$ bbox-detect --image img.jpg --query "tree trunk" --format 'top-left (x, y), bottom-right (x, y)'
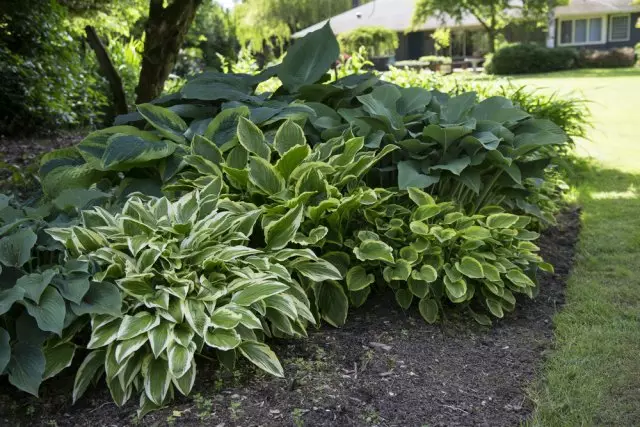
top-left (135, 0), bottom-right (202, 104)
top-left (85, 25), bottom-right (128, 115)
top-left (488, 31), bottom-right (496, 53)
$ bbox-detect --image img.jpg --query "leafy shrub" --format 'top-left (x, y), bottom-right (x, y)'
top-left (486, 43), bottom-right (579, 75)
top-left (419, 55), bottom-right (452, 65)
top-left (338, 26), bottom-right (399, 58)
top-left (578, 47), bottom-right (636, 68)
top-left (0, 191), bottom-right (120, 396)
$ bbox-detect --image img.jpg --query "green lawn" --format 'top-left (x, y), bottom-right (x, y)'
top-left (480, 68), bottom-right (640, 426)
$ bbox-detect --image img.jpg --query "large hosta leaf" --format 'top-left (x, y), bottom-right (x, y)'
top-left (0, 228), bottom-right (37, 267)
top-left (7, 342), bottom-right (45, 396)
top-left (278, 22), bottom-right (340, 92)
top-left (137, 103), bottom-right (187, 143)
top-left (398, 160), bottom-right (439, 190)
top-left (313, 281), bottom-right (348, 327)
top-left (99, 134), bottom-right (177, 171)
top-left (24, 287), bottom-right (66, 335)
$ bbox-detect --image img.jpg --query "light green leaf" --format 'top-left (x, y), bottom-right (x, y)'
top-left (457, 257), bottom-right (485, 279)
top-left (205, 328), bottom-right (241, 351)
top-left (354, 240), bottom-right (394, 264)
top-left (407, 187), bottom-right (435, 206)
top-left (460, 226), bottom-right (491, 240)
top-left (0, 228), bottom-right (37, 267)
top-left (238, 117), bottom-right (270, 160)
top-left (346, 266), bottom-right (374, 292)
top-left (506, 269), bottom-right (535, 288)
top-left (248, 156), bottom-right (285, 195)
top-left (418, 298), bottom-right (439, 323)
top-left (486, 213), bottom-right (520, 229)
top-left (274, 119), bottom-right (306, 155)
top-left (412, 265), bottom-right (437, 283)
top-left (264, 204), bottom-right (304, 250)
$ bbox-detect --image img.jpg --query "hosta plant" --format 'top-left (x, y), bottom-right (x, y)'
top-left (47, 183), bottom-right (341, 415)
top-left (0, 192), bottom-right (120, 396)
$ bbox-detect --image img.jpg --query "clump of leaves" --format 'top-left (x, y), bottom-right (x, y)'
top-left (0, 192), bottom-right (120, 396)
top-left (48, 183), bottom-right (342, 415)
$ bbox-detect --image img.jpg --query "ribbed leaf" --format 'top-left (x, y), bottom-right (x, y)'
top-left (238, 341), bottom-right (283, 377)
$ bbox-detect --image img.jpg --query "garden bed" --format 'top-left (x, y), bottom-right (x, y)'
top-left (0, 206), bottom-right (579, 427)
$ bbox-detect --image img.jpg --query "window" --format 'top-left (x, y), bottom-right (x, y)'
top-left (558, 16), bottom-right (605, 45)
top-left (609, 14), bottom-right (630, 42)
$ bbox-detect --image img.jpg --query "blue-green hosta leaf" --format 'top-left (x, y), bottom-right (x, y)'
top-left (137, 103), bottom-right (187, 143)
top-left (278, 21), bottom-right (339, 92)
top-left (354, 240), bottom-right (394, 264)
top-left (513, 131), bottom-right (567, 156)
top-left (443, 92), bottom-right (477, 124)
top-left (0, 228), bottom-right (36, 268)
top-left (72, 349), bottom-right (106, 403)
top-left (143, 356), bottom-right (171, 406)
top-left (418, 298), bottom-right (439, 323)
top-left (24, 287), bottom-right (65, 335)
top-left (357, 84), bottom-right (403, 129)
top-left (238, 117), bottom-right (270, 160)
top-left (430, 156), bottom-right (471, 176)
top-left (292, 259), bottom-right (343, 282)
top-left (205, 328), bottom-right (241, 351)
top-left (191, 135), bottom-right (223, 164)
top-left (248, 156), bottom-right (285, 195)
top-left (0, 327), bottom-right (10, 373)
top-left (397, 87), bottom-right (432, 115)
top-left (76, 126), bottom-right (161, 168)
top-left (181, 72), bottom-right (254, 101)
top-left (99, 134), bottom-right (177, 171)
top-left (463, 131), bottom-right (502, 150)
top-left (274, 119), bottom-right (306, 155)
top-left (313, 280), bottom-right (348, 327)
top-left (231, 282), bottom-right (290, 306)
top-left (204, 106), bottom-right (250, 148)
top-left (53, 188), bottom-right (109, 211)
top-left (7, 342), bottom-right (45, 396)
top-left (346, 266), bottom-right (374, 292)
top-left (52, 272), bottom-right (90, 305)
top-left (397, 160), bottom-right (439, 190)
top-left (15, 269), bottom-right (56, 304)
top-left (486, 213), bottom-right (519, 229)
top-left (395, 288), bottom-right (413, 310)
top-left (264, 203), bottom-right (304, 250)
top-left (423, 124), bottom-right (474, 151)
top-left (456, 257), bottom-right (485, 279)
top-left (70, 282), bottom-right (121, 317)
top-left (501, 163), bottom-right (522, 184)
top-left (275, 145), bottom-right (311, 181)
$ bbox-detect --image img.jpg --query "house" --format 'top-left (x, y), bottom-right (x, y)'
top-left (293, 0), bottom-right (640, 60)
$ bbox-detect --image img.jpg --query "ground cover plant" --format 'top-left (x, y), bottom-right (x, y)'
top-left (0, 22), bottom-right (573, 416)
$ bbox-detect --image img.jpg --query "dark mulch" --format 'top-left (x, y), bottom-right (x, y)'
top-left (0, 208), bottom-right (581, 427)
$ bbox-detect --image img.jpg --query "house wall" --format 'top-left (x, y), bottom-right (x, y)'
top-left (554, 12), bottom-right (640, 49)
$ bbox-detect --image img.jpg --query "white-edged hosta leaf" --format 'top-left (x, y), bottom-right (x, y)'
top-left (444, 276), bottom-right (467, 300)
top-left (238, 341), bottom-right (283, 377)
top-left (411, 265), bottom-right (438, 283)
top-left (354, 240), bottom-right (394, 263)
top-left (486, 213), bottom-right (519, 229)
top-left (204, 328), bottom-right (241, 351)
top-left (172, 360), bottom-right (196, 396)
top-left (346, 266), bottom-right (374, 292)
top-left (264, 203), bottom-right (304, 250)
top-left (506, 269), bottom-right (535, 287)
top-left (184, 299), bottom-right (208, 337)
top-left (210, 307), bottom-right (242, 329)
top-left (248, 156), bottom-right (285, 195)
top-left (418, 298), bottom-right (439, 323)
top-left (313, 281), bottom-right (348, 327)
top-left (231, 282), bottom-right (289, 306)
top-left (456, 256), bottom-right (485, 279)
top-left (143, 356), bottom-right (171, 406)
top-left (148, 322), bottom-right (172, 358)
top-left (237, 116), bottom-right (270, 160)
top-left (274, 119), bottom-right (306, 155)
top-left (87, 318), bottom-right (121, 349)
top-left (275, 144), bottom-right (311, 181)
top-left (167, 342), bottom-right (192, 378)
top-left (117, 312), bottom-right (160, 341)
top-left (137, 103), bottom-right (187, 142)
top-left (115, 334), bottom-right (148, 364)
top-left (264, 294), bottom-right (298, 320)
top-left (293, 259), bottom-right (342, 282)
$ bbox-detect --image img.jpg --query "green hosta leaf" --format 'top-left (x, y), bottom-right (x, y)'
top-left (143, 356), bottom-right (171, 406)
top-left (444, 276), bottom-right (467, 300)
top-left (204, 105), bottom-right (250, 147)
top-left (457, 257), bottom-right (485, 279)
top-left (409, 221), bottom-right (430, 236)
top-left (431, 227), bottom-right (457, 243)
top-left (16, 269), bottom-right (56, 304)
top-left (275, 144), bottom-right (311, 180)
top-left (232, 282), bottom-right (289, 306)
top-left (117, 312), bottom-right (160, 341)
top-left (167, 342), bottom-right (192, 378)
top-left (248, 156), bottom-right (285, 195)
top-left (137, 103), bottom-right (187, 142)
top-left (264, 203), bottom-right (304, 250)
top-left (239, 341), bottom-right (284, 377)
top-left (486, 298), bottom-right (504, 318)
top-left (274, 119), bottom-right (306, 155)
top-left (412, 204), bottom-right (441, 221)
top-left (53, 188), bottom-right (109, 211)
top-left (7, 342), bottom-right (45, 396)
top-left (73, 349), bottom-right (106, 403)
top-left (293, 259), bottom-right (343, 282)
top-left (346, 266), bottom-right (374, 292)
top-left (148, 323), bottom-right (172, 358)
top-left (412, 265), bottom-right (437, 283)
top-left (238, 117), bottom-right (270, 160)
top-left (87, 318), bottom-right (120, 349)
top-left (39, 148), bottom-right (101, 197)
top-left (210, 308), bottom-right (242, 329)
top-left (398, 87), bottom-right (432, 115)
top-left (482, 263), bottom-right (501, 282)
top-left (354, 240), bottom-right (394, 263)
top-left (100, 134), bottom-right (176, 171)
top-left (293, 225), bottom-right (328, 246)
top-left (460, 226), bottom-right (491, 240)
top-left (395, 288), bottom-right (413, 310)
top-left (172, 361), bottom-right (196, 396)
top-left (278, 21), bottom-right (340, 92)
top-left (70, 282), bottom-right (121, 317)
top-left (407, 187), bottom-right (435, 206)
top-left (506, 269), bottom-right (535, 288)
top-left (349, 287), bottom-right (371, 308)
top-left (191, 135), bottom-right (223, 164)
top-left (430, 156), bottom-right (471, 176)
top-left (384, 260), bottom-right (412, 282)
top-left (313, 280), bottom-right (348, 327)
top-left (418, 298), bottom-right (439, 323)
top-left (43, 342), bottom-right (76, 380)
top-left (400, 246), bottom-right (419, 263)
top-left (115, 335), bottom-right (148, 364)
top-left (486, 213), bottom-right (520, 229)
top-left (0, 328), bottom-right (10, 373)
top-left (423, 124), bottom-right (473, 151)
top-left (539, 262), bottom-right (554, 273)
top-left (0, 228), bottom-right (37, 267)
top-left (184, 299), bottom-right (208, 337)
top-left (24, 287), bottom-right (65, 335)
top-left (398, 160), bottom-right (439, 190)
top-left (205, 328), bottom-right (241, 351)
top-left (408, 277), bottom-right (430, 299)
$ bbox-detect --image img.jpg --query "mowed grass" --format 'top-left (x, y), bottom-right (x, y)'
top-left (489, 68), bottom-right (640, 426)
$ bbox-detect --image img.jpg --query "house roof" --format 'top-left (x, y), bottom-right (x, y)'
top-left (292, 0), bottom-right (483, 38)
top-left (555, 0), bottom-right (640, 17)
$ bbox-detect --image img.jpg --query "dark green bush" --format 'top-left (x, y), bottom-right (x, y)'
top-left (486, 43), bottom-right (579, 75)
top-left (578, 47), bottom-right (636, 68)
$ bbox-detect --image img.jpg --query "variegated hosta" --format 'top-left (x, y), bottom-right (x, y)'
top-left (47, 182), bottom-right (342, 415)
top-left (344, 187), bottom-right (553, 325)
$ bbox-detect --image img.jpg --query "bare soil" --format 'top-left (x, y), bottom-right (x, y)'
top-left (0, 207), bottom-right (580, 427)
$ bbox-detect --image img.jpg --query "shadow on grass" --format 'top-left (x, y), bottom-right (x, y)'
top-left (529, 158), bottom-right (640, 426)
